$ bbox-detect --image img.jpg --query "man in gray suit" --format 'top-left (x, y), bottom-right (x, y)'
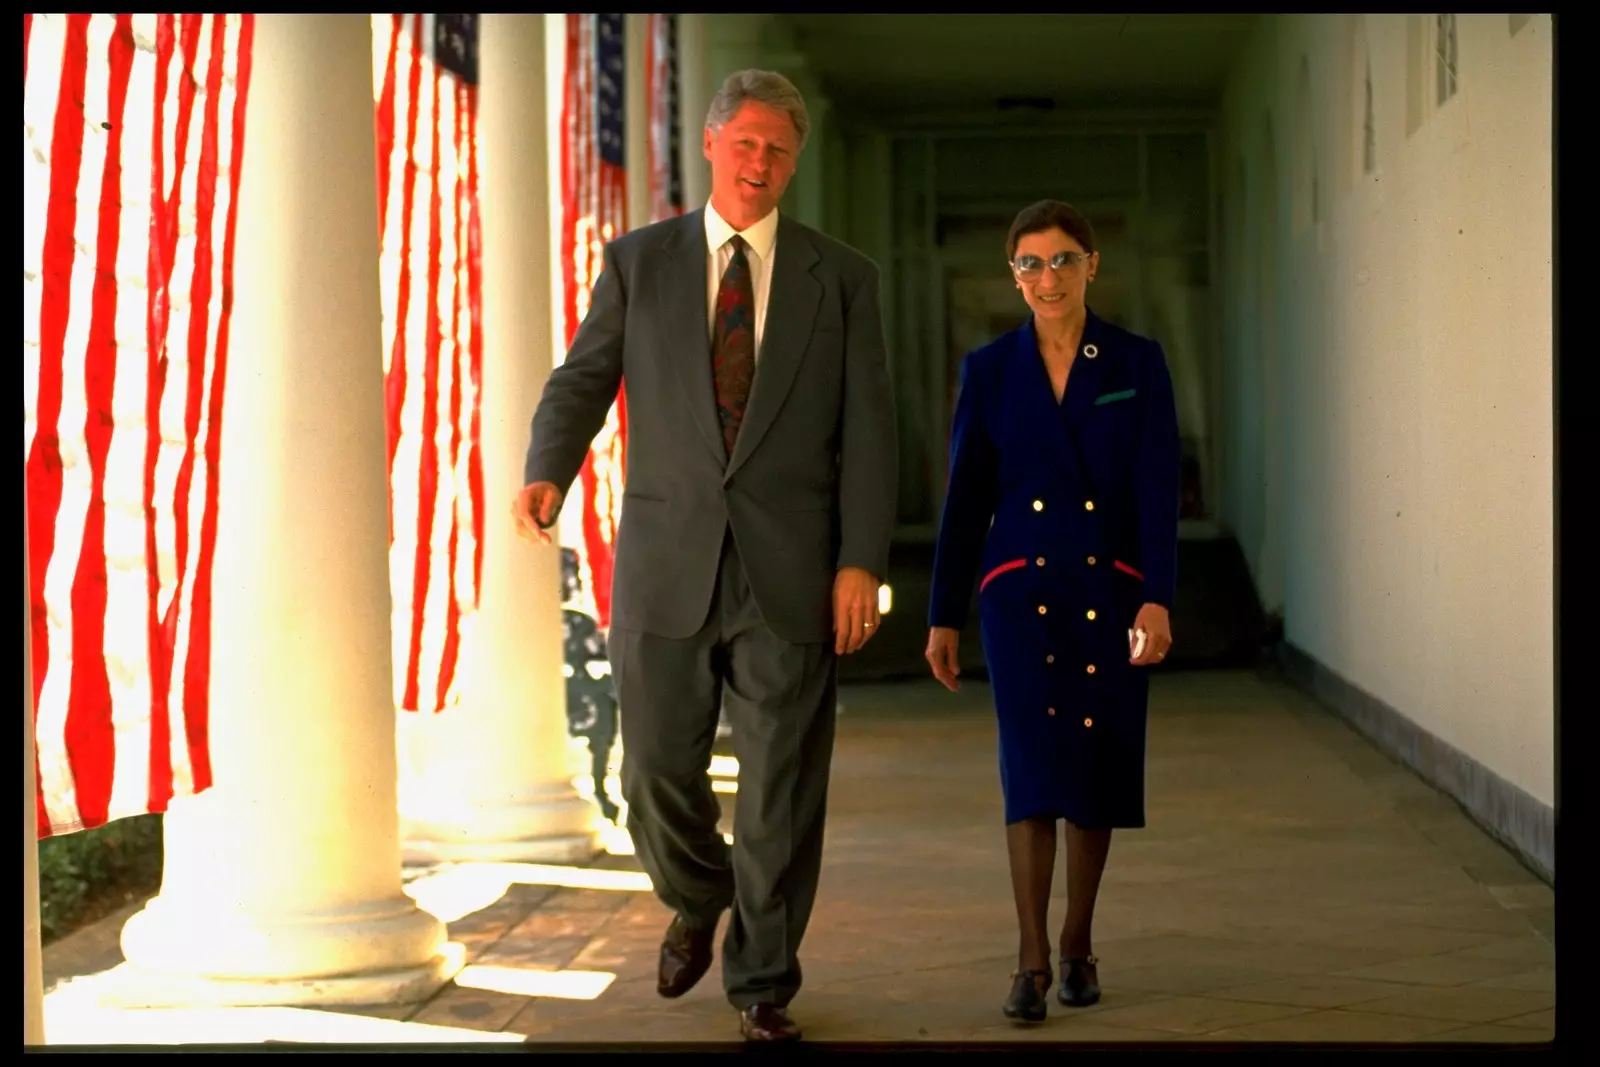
top-left (513, 69), bottom-right (897, 1042)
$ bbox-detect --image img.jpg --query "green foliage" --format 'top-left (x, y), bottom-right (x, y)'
top-left (36, 813), bottom-right (164, 943)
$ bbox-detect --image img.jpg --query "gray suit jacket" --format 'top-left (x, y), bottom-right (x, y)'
top-left (525, 209), bottom-right (898, 645)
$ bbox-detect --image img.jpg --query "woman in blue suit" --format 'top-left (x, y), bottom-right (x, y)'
top-left (926, 200), bottom-right (1179, 1022)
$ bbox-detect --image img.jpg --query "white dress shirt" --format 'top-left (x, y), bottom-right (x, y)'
top-left (704, 200), bottom-right (778, 359)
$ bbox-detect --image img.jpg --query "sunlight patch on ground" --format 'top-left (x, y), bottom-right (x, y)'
top-left (403, 861), bottom-right (654, 924)
top-left (453, 964), bottom-right (615, 1001)
top-left (42, 995), bottom-right (523, 1046)
top-left (405, 867), bottom-right (524, 923)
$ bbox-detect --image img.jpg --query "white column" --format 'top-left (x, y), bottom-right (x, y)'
top-left (758, 22), bottom-right (828, 230)
top-left (24, 504), bottom-right (45, 1043)
top-left (396, 12), bottom-right (600, 866)
top-left (624, 13), bottom-right (650, 228)
top-left (677, 14), bottom-right (711, 211)
top-left (783, 63), bottom-right (829, 230)
top-left (544, 13), bottom-right (567, 373)
top-left (706, 15), bottom-right (764, 71)
top-left (112, 14), bottom-right (454, 1007)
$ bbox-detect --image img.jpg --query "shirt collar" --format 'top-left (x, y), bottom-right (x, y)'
top-left (704, 200), bottom-right (779, 262)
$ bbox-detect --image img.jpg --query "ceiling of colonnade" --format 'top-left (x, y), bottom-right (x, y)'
top-left (777, 14), bottom-right (1261, 119)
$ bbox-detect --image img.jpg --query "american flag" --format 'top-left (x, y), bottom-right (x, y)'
top-left (559, 13), bottom-right (629, 629)
top-left (23, 13), bottom-right (255, 838)
top-left (372, 14), bottom-right (485, 714)
top-left (645, 14), bottom-right (684, 224)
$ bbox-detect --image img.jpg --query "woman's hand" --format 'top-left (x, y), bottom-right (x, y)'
top-left (926, 627), bottom-right (962, 691)
top-left (1129, 603), bottom-right (1172, 666)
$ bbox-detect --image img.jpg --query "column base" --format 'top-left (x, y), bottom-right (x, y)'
top-left (401, 791), bottom-right (602, 866)
top-left (403, 832), bottom-right (600, 866)
top-left (51, 944), bottom-right (466, 1010)
top-left (120, 892), bottom-right (451, 991)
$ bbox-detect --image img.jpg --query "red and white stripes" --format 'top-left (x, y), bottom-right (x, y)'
top-left (559, 13), bottom-right (630, 629)
top-left (23, 13), bottom-right (255, 837)
top-left (371, 14), bottom-right (485, 714)
top-left (644, 13), bottom-right (683, 225)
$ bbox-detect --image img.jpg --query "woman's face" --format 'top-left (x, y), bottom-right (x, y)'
top-left (1011, 227), bottom-right (1098, 322)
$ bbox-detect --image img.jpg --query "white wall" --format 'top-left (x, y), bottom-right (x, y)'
top-left (1217, 14), bottom-right (1554, 805)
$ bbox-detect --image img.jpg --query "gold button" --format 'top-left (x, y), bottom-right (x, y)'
top-left (1084, 717), bottom-right (1094, 727)
top-left (1038, 605), bottom-right (1048, 615)
top-left (1087, 556), bottom-right (1097, 566)
top-left (1036, 557), bottom-right (1046, 567)
top-left (1086, 609), bottom-right (1097, 620)
top-left (1047, 707), bottom-right (1057, 717)
top-left (1046, 654), bottom-right (1055, 664)
top-left (1032, 500), bottom-right (1044, 512)
top-left (1086, 664), bottom-right (1096, 675)
top-left (1084, 500), bottom-right (1095, 511)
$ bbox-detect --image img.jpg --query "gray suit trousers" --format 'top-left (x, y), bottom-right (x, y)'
top-left (608, 526), bottom-right (838, 1011)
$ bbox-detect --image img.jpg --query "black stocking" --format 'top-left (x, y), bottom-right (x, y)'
top-left (1060, 821), bottom-right (1113, 960)
top-left (1005, 817), bottom-right (1057, 981)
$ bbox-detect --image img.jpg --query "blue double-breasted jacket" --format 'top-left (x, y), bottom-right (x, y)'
top-left (928, 310), bottom-right (1180, 827)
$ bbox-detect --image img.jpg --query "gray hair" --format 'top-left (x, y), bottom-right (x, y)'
top-left (705, 69), bottom-right (810, 152)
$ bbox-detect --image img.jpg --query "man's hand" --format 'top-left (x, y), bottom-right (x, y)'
top-left (1129, 603), bottom-right (1172, 666)
top-left (511, 482), bottom-right (563, 545)
top-left (833, 566), bottom-right (881, 655)
top-left (925, 626), bottom-right (961, 691)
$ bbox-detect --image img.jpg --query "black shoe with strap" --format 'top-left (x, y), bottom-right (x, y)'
top-left (1057, 954), bottom-right (1101, 1007)
top-left (1002, 966), bottom-right (1053, 1022)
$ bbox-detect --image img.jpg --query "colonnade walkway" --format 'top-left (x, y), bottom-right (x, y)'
top-left (42, 669), bottom-right (1554, 1047)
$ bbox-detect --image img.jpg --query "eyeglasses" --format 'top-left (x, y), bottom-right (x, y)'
top-left (1011, 250), bottom-right (1092, 281)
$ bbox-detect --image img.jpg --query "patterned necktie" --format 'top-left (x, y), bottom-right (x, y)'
top-left (711, 235), bottom-right (755, 456)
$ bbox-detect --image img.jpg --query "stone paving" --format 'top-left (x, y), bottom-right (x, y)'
top-left (42, 668), bottom-right (1555, 1047)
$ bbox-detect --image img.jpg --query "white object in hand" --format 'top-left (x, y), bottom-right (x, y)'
top-left (1128, 628), bottom-right (1147, 659)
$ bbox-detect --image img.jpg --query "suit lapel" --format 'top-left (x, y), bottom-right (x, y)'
top-left (1010, 311), bottom-right (1112, 487)
top-left (1061, 310), bottom-right (1111, 434)
top-left (1009, 318), bottom-right (1080, 486)
top-left (660, 210), bottom-right (728, 466)
top-left (724, 215), bottom-right (822, 482)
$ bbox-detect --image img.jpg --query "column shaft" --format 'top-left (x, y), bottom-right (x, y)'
top-left (676, 14), bottom-right (711, 211)
top-left (114, 14), bottom-right (453, 1007)
top-left (398, 12), bottom-right (600, 866)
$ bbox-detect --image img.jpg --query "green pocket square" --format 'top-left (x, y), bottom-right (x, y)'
top-left (1094, 388), bottom-right (1137, 405)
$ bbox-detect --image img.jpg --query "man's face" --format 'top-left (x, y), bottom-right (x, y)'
top-left (703, 100), bottom-right (800, 224)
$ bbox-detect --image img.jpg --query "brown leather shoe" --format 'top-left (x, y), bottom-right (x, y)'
top-left (657, 914), bottom-right (717, 999)
top-left (739, 1003), bottom-right (802, 1042)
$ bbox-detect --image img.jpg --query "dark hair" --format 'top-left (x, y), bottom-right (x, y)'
top-left (1006, 200), bottom-right (1097, 261)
